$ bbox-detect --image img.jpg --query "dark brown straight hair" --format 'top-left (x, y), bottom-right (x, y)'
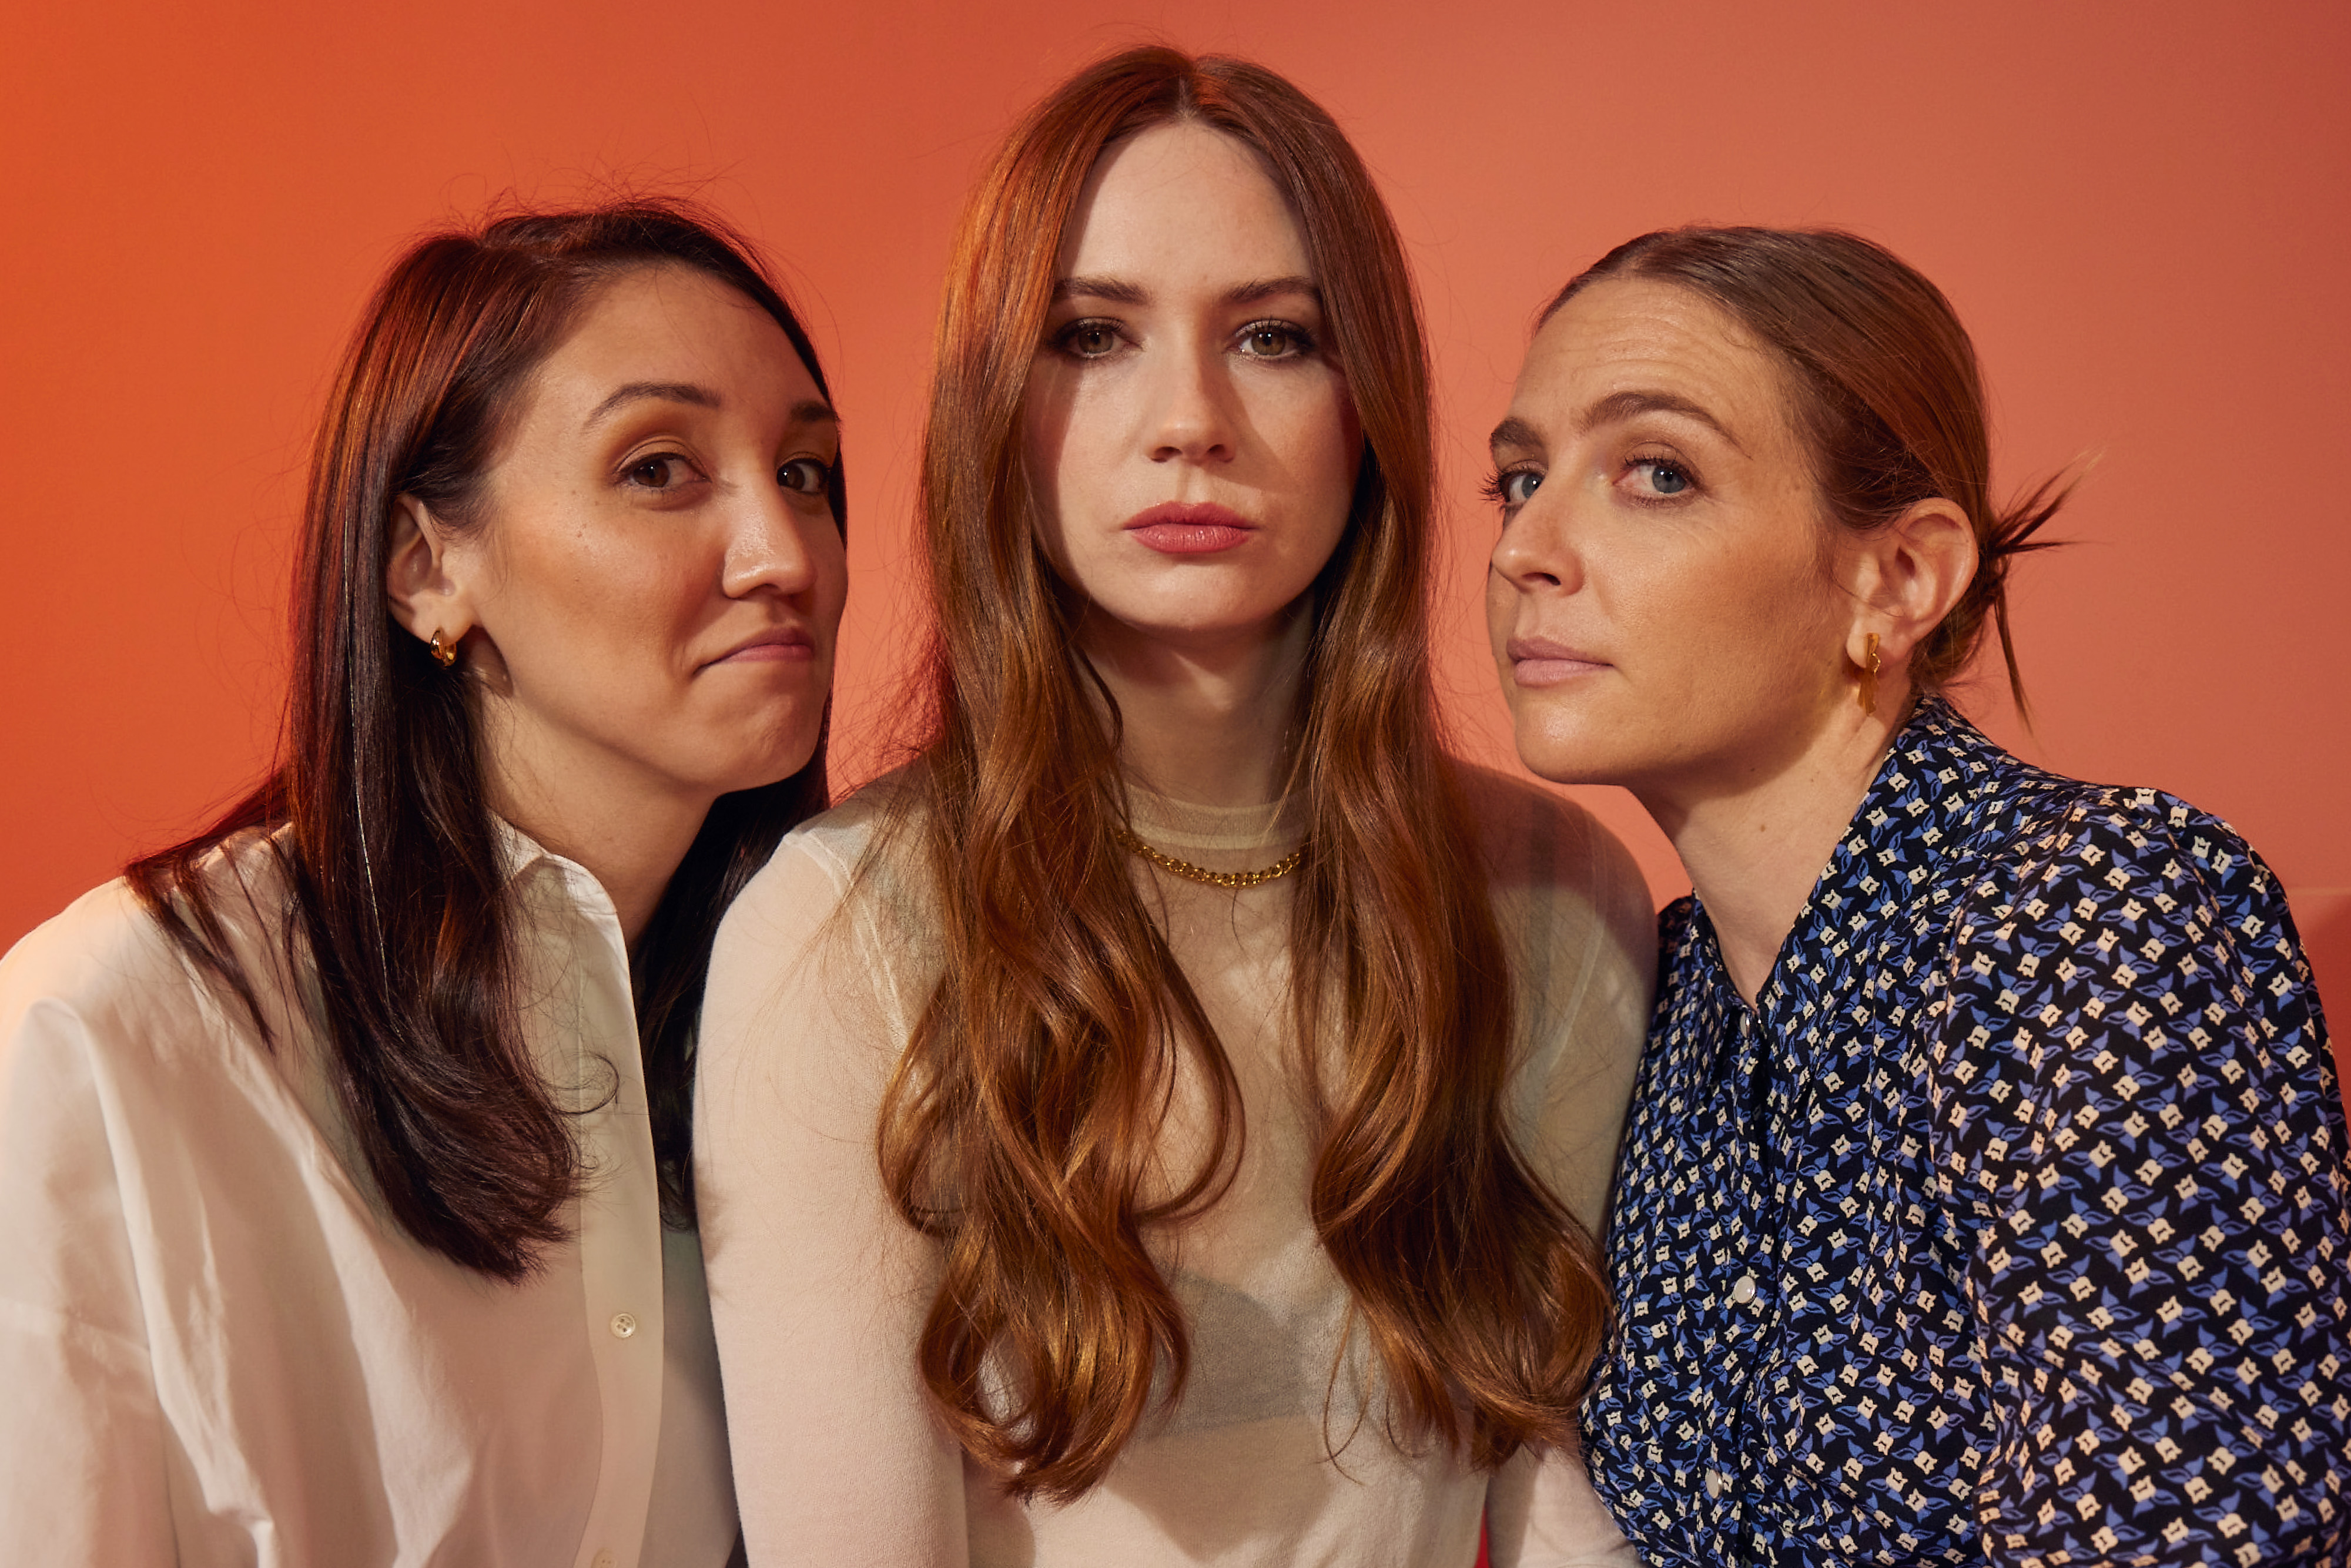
top-left (127, 199), bottom-right (843, 1278)
top-left (878, 46), bottom-right (1608, 1503)
top-left (1545, 226), bottom-right (2068, 715)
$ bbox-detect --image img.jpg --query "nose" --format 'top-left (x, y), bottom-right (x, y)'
top-left (1489, 485), bottom-right (1583, 597)
top-left (1146, 340), bottom-right (1237, 465)
top-left (720, 478), bottom-right (823, 601)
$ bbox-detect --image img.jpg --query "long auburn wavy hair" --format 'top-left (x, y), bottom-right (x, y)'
top-left (128, 200), bottom-right (842, 1277)
top-left (875, 46), bottom-right (1609, 1503)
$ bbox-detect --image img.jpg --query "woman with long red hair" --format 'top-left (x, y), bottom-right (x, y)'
top-left (696, 49), bottom-right (1649, 1564)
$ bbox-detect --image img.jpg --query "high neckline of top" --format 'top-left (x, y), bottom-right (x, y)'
top-left (1122, 779), bottom-right (1308, 857)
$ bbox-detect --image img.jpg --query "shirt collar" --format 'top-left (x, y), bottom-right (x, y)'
top-left (1700, 695), bottom-right (2010, 1024)
top-left (490, 815), bottom-right (558, 887)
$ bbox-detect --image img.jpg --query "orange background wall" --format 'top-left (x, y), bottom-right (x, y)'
top-left (5, 1), bottom-right (2347, 1020)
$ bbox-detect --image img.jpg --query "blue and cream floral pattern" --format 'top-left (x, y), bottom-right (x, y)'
top-left (1585, 698), bottom-right (2349, 1566)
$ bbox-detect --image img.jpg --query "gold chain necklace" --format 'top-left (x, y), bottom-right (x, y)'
top-left (1113, 825), bottom-right (1304, 890)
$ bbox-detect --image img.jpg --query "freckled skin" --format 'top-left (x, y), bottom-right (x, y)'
top-left (1485, 277), bottom-right (1857, 803)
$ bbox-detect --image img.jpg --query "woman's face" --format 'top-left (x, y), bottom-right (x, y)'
top-left (1485, 277), bottom-right (1858, 799)
top-left (1022, 121), bottom-right (1361, 656)
top-left (419, 264), bottom-right (846, 812)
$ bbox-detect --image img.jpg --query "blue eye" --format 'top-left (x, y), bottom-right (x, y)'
top-left (1483, 467), bottom-right (1543, 509)
top-left (1637, 460), bottom-right (1691, 495)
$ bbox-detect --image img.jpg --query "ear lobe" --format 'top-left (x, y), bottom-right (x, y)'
top-left (1847, 497), bottom-right (1976, 665)
top-left (384, 494), bottom-right (471, 645)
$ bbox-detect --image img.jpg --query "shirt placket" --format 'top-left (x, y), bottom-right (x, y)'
top-left (1695, 1001), bottom-right (1781, 1563)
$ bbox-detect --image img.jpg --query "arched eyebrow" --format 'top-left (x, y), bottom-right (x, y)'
top-left (1489, 415), bottom-right (1545, 455)
top-left (1584, 390), bottom-right (1744, 454)
top-left (1049, 275), bottom-right (1322, 307)
top-left (582, 385), bottom-right (839, 433)
top-left (584, 381), bottom-right (719, 428)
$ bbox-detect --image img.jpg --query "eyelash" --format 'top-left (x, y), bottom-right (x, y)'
top-left (1482, 465), bottom-right (1541, 510)
top-left (619, 452), bottom-right (835, 500)
top-left (1623, 455), bottom-right (1698, 502)
top-left (622, 452), bottom-right (698, 490)
top-left (1479, 454), bottom-right (1703, 513)
top-left (1049, 317), bottom-right (1318, 360)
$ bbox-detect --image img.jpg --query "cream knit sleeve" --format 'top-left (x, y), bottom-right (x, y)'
top-left (695, 806), bottom-right (969, 1568)
top-left (1467, 769), bottom-right (1657, 1566)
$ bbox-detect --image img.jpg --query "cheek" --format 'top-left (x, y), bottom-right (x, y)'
top-left (1625, 525), bottom-right (1840, 706)
top-left (1288, 373), bottom-right (1361, 506)
top-left (490, 512), bottom-right (706, 688)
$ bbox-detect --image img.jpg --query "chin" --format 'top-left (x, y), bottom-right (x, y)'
top-left (1506, 700), bottom-right (1632, 788)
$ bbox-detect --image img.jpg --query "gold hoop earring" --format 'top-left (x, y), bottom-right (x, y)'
top-left (429, 629), bottom-right (458, 668)
top-left (1856, 631), bottom-right (1881, 715)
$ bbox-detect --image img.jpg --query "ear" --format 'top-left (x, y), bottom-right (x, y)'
top-left (384, 495), bottom-right (474, 655)
top-left (1841, 497), bottom-right (1977, 677)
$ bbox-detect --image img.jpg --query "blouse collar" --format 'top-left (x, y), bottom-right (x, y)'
top-left (1696, 696), bottom-right (2012, 1027)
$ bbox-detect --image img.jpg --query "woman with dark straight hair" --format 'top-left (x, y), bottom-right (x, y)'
top-left (697, 48), bottom-right (1649, 1566)
top-left (1485, 225), bottom-right (2349, 1563)
top-left (0, 198), bottom-right (848, 1566)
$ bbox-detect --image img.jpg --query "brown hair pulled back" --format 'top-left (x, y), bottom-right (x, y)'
top-left (1547, 226), bottom-right (2068, 713)
top-left (129, 199), bottom-right (842, 1277)
top-left (878, 45), bottom-right (1609, 1503)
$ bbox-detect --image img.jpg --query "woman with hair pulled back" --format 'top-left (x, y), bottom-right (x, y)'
top-left (0, 200), bottom-right (849, 1564)
top-left (1485, 226), bottom-right (2349, 1563)
top-left (696, 48), bottom-right (1649, 1564)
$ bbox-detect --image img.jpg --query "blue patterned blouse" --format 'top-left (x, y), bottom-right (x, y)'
top-left (1584, 698), bottom-right (2349, 1566)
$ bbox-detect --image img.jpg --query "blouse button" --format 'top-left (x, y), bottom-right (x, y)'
top-left (591, 1552), bottom-right (616, 1568)
top-left (1704, 1468), bottom-right (1729, 1500)
top-left (609, 1312), bottom-right (638, 1339)
top-left (1730, 1274), bottom-right (1758, 1306)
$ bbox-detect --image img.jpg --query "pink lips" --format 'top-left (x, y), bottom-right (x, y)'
top-left (708, 625), bottom-right (815, 668)
top-left (1506, 635), bottom-right (1611, 688)
top-left (1123, 501), bottom-right (1256, 555)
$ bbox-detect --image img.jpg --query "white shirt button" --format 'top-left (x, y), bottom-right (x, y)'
top-left (1730, 1273), bottom-right (1758, 1305)
top-left (608, 1312), bottom-right (638, 1339)
top-left (1704, 1467), bottom-right (1728, 1499)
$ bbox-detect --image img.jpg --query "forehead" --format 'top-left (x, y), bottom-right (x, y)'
top-left (530, 264), bottom-right (813, 407)
top-left (1516, 276), bottom-right (1793, 433)
top-left (1058, 121), bottom-right (1311, 282)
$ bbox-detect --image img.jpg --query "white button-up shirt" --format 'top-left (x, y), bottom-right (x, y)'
top-left (0, 826), bottom-right (739, 1566)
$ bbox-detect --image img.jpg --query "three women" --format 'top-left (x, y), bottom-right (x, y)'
top-left (0, 45), bottom-right (2338, 1568)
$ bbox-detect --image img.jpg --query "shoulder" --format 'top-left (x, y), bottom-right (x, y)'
top-left (1457, 762), bottom-right (1656, 973)
top-left (1935, 771), bottom-right (2326, 1183)
top-left (1955, 772), bottom-right (2295, 977)
top-left (722, 768), bottom-right (932, 949)
top-left (1460, 765), bottom-right (1660, 1227)
top-left (1, 833), bottom-right (293, 1045)
top-left (705, 769), bottom-right (942, 1063)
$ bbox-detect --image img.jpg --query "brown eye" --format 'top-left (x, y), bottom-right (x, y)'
top-left (1061, 321), bottom-right (1120, 359)
top-left (1236, 321), bottom-right (1311, 359)
top-left (625, 455), bottom-right (686, 489)
top-left (778, 457), bottom-right (832, 495)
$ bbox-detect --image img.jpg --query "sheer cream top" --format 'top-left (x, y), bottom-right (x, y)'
top-left (696, 766), bottom-right (1655, 1567)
